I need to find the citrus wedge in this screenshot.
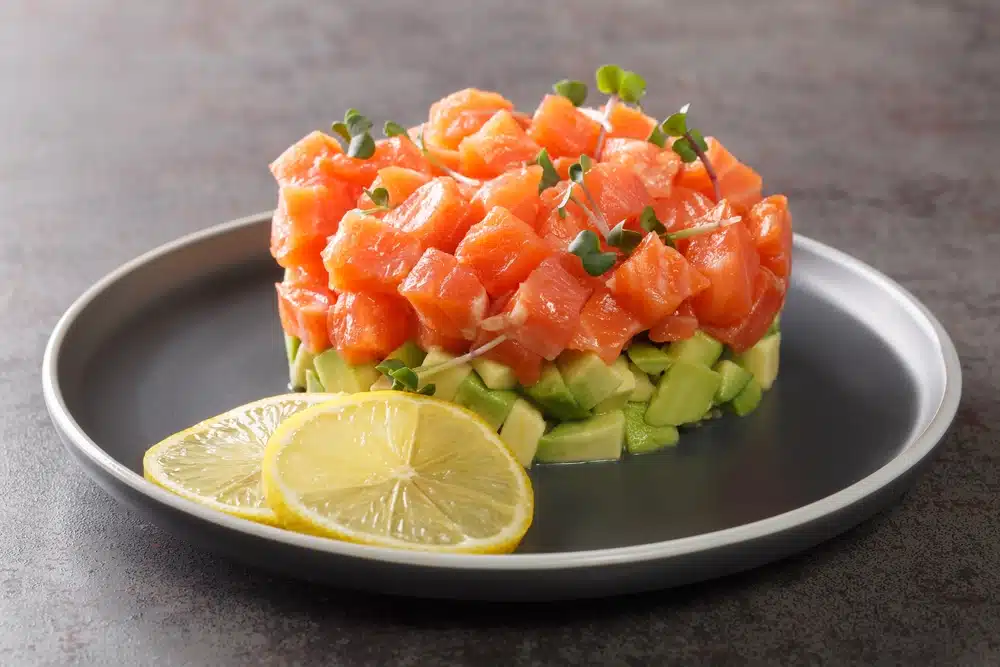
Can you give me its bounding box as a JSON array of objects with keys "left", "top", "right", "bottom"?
[
  {"left": 262, "top": 391, "right": 534, "bottom": 553},
  {"left": 143, "top": 393, "right": 342, "bottom": 526}
]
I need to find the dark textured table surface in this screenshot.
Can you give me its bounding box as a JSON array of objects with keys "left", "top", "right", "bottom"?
[{"left": 2, "top": 1, "right": 998, "bottom": 665}]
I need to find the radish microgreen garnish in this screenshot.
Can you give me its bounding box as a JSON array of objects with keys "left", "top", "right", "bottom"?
[
  {"left": 658, "top": 104, "right": 720, "bottom": 201},
  {"left": 607, "top": 222, "right": 643, "bottom": 254},
  {"left": 383, "top": 121, "right": 409, "bottom": 138},
  {"left": 359, "top": 187, "right": 393, "bottom": 214},
  {"left": 553, "top": 79, "right": 588, "bottom": 107},
  {"left": 376, "top": 358, "right": 436, "bottom": 396},
  {"left": 593, "top": 64, "right": 646, "bottom": 159},
  {"left": 331, "top": 109, "right": 376, "bottom": 159},
  {"left": 414, "top": 129, "right": 482, "bottom": 187},
  {"left": 533, "top": 149, "right": 561, "bottom": 193},
  {"left": 418, "top": 335, "right": 510, "bottom": 378},
  {"left": 569, "top": 230, "right": 617, "bottom": 277},
  {"left": 559, "top": 156, "right": 610, "bottom": 236}
]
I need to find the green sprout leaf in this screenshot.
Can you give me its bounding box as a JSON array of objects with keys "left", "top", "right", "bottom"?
[
  {"left": 618, "top": 71, "right": 647, "bottom": 105},
  {"left": 365, "top": 187, "right": 390, "bottom": 208},
  {"left": 579, "top": 154, "right": 593, "bottom": 173},
  {"left": 417, "top": 384, "right": 436, "bottom": 396},
  {"left": 672, "top": 137, "right": 698, "bottom": 163},
  {"left": 661, "top": 106, "right": 689, "bottom": 137},
  {"left": 376, "top": 358, "right": 406, "bottom": 375},
  {"left": 647, "top": 125, "right": 667, "bottom": 148},
  {"left": 607, "top": 221, "right": 643, "bottom": 254},
  {"left": 383, "top": 121, "right": 409, "bottom": 138},
  {"left": 596, "top": 64, "right": 623, "bottom": 96},
  {"left": 569, "top": 229, "right": 601, "bottom": 256},
  {"left": 581, "top": 251, "right": 618, "bottom": 276},
  {"left": 568, "top": 230, "right": 616, "bottom": 276},
  {"left": 391, "top": 366, "right": 419, "bottom": 391},
  {"left": 688, "top": 128, "right": 708, "bottom": 152},
  {"left": 639, "top": 205, "right": 666, "bottom": 234},
  {"left": 534, "top": 149, "right": 561, "bottom": 193},
  {"left": 345, "top": 110, "right": 373, "bottom": 137},
  {"left": 553, "top": 79, "right": 588, "bottom": 107},
  {"left": 348, "top": 133, "right": 376, "bottom": 159},
  {"left": 330, "top": 121, "right": 351, "bottom": 143}
]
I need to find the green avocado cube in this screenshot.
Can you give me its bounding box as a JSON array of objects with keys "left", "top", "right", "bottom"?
[
  {"left": 290, "top": 346, "right": 316, "bottom": 391},
  {"left": 626, "top": 341, "right": 672, "bottom": 375},
  {"left": 735, "top": 333, "right": 781, "bottom": 390},
  {"left": 313, "top": 348, "right": 379, "bottom": 394},
  {"left": 713, "top": 359, "right": 753, "bottom": 404},
  {"left": 454, "top": 372, "right": 518, "bottom": 431},
  {"left": 645, "top": 359, "right": 722, "bottom": 426},
  {"left": 305, "top": 369, "right": 325, "bottom": 393},
  {"left": 384, "top": 340, "right": 426, "bottom": 369},
  {"left": 471, "top": 357, "right": 518, "bottom": 390},
  {"left": 730, "top": 376, "right": 763, "bottom": 416},
  {"left": 556, "top": 350, "right": 625, "bottom": 411},
  {"left": 522, "top": 363, "right": 591, "bottom": 421},
  {"left": 624, "top": 403, "right": 679, "bottom": 455},
  {"left": 500, "top": 399, "right": 546, "bottom": 467},
  {"left": 535, "top": 411, "right": 625, "bottom": 463},
  {"left": 416, "top": 348, "right": 473, "bottom": 401},
  {"left": 627, "top": 362, "right": 656, "bottom": 403},
  {"left": 664, "top": 330, "right": 724, "bottom": 367}
]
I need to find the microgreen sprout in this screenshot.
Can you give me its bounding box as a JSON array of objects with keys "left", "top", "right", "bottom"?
[
  {"left": 553, "top": 79, "right": 588, "bottom": 107},
  {"left": 359, "top": 187, "right": 392, "bottom": 214},
  {"left": 606, "top": 221, "right": 643, "bottom": 254},
  {"left": 414, "top": 129, "right": 482, "bottom": 187},
  {"left": 416, "top": 335, "right": 510, "bottom": 378},
  {"left": 376, "top": 358, "right": 436, "bottom": 396},
  {"left": 383, "top": 121, "right": 409, "bottom": 138},
  {"left": 657, "top": 104, "right": 720, "bottom": 201},
  {"left": 331, "top": 109, "right": 376, "bottom": 159},
  {"left": 593, "top": 64, "right": 647, "bottom": 159},
  {"left": 533, "top": 149, "right": 561, "bottom": 193},
  {"left": 558, "top": 156, "right": 609, "bottom": 236},
  {"left": 569, "top": 229, "right": 618, "bottom": 276}
]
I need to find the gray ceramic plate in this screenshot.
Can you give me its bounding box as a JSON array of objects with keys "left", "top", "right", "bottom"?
[{"left": 42, "top": 212, "right": 961, "bottom": 601}]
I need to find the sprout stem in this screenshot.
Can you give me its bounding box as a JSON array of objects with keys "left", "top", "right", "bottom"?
[
  {"left": 417, "top": 335, "right": 509, "bottom": 379},
  {"left": 686, "top": 131, "right": 721, "bottom": 201},
  {"left": 594, "top": 96, "right": 617, "bottom": 160}
]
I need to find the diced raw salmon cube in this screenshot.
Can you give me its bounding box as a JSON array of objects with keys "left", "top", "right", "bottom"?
[
  {"left": 328, "top": 291, "right": 415, "bottom": 364},
  {"left": 455, "top": 206, "right": 552, "bottom": 297},
  {"left": 398, "top": 248, "right": 489, "bottom": 340},
  {"left": 321, "top": 210, "right": 423, "bottom": 294}
]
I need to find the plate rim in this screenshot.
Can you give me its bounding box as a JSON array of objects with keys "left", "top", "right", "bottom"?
[{"left": 41, "top": 211, "right": 962, "bottom": 572}]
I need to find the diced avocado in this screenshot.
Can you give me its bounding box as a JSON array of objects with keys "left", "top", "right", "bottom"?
[
  {"left": 627, "top": 362, "right": 656, "bottom": 403},
  {"left": 713, "top": 359, "right": 753, "bottom": 404},
  {"left": 416, "top": 348, "right": 472, "bottom": 401},
  {"left": 645, "top": 359, "right": 722, "bottom": 426},
  {"left": 522, "top": 363, "right": 591, "bottom": 421},
  {"left": 290, "top": 346, "right": 316, "bottom": 391},
  {"left": 664, "top": 330, "right": 724, "bottom": 367},
  {"left": 470, "top": 357, "right": 517, "bottom": 391},
  {"left": 626, "top": 341, "right": 672, "bottom": 375},
  {"left": 385, "top": 340, "right": 426, "bottom": 369},
  {"left": 730, "top": 376, "right": 763, "bottom": 416},
  {"left": 623, "top": 403, "right": 679, "bottom": 455},
  {"left": 767, "top": 311, "right": 782, "bottom": 335},
  {"left": 305, "top": 369, "right": 325, "bottom": 393},
  {"left": 735, "top": 333, "right": 781, "bottom": 390},
  {"left": 557, "top": 350, "right": 625, "bottom": 411},
  {"left": 284, "top": 333, "right": 301, "bottom": 366},
  {"left": 454, "top": 372, "right": 518, "bottom": 431},
  {"left": 535, "top": 411, "right": 625, "bottom": 463},
  {"left": 592, "top": 356, "right": 635, "bottom": 414},
  {"left": 314, "top": 349, "right": 379, "bottom": 393},
  {"left": 500, "top": 399, "right": 546, "bottom": 467}
]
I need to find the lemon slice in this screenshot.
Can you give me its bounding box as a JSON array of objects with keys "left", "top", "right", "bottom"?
[
  {"left": 143, "top": 393, "right": 342, "bottom": 525},
  {"left": 262, "top": 391, "right": 534, "bottom": 554}
]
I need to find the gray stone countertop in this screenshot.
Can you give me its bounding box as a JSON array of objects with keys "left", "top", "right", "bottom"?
[{"left": 1, "top": 1, "right": 998, "bottom": 664}]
